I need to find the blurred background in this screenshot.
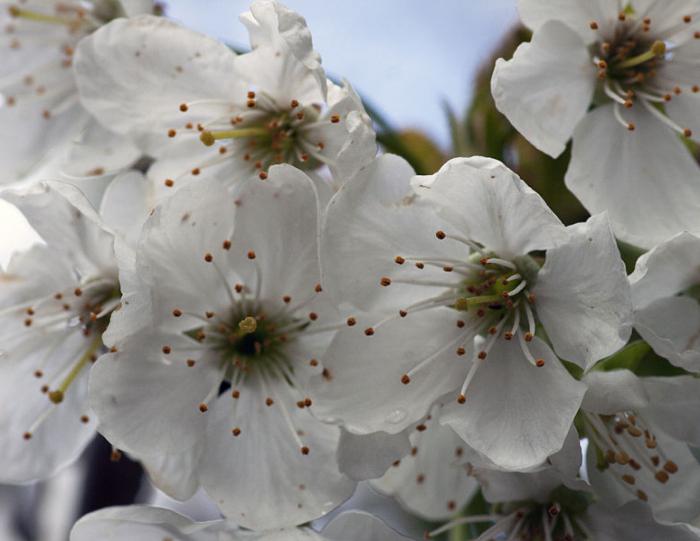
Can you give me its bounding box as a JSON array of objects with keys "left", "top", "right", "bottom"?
[{"left": 3, "top": 2, "right": 594, "bottom": 540}]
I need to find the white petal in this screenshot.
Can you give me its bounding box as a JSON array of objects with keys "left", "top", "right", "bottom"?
[
  {"left": 2, "top": 182, "right": 116, "bottom": 279},
  {"left": 371, "top": 408, "right": 479, "bottom": 520},
  {"left": 321, "top": 154, "right": 458, "bottom": 312},
  {"left": 70, "top": 505, "right": 226, "bottom": 541},
  {"left": 88, "top": 332, "right": 221, "bottom": 457},
  {"left": 665, "top": 94, "right": 700, "bottom": 144},
  {"left": 310, "top": 307, "right": 472, "bottom": 434},
  {"left": 534, "top": 213, "right": 633, "bottom": 370},
  {"left": 416, "top": 157, "right": 567, "bottom": 259},
  {"left": 491, "top": 20, "right": 596, "bottom": 157},
  {"left": 0, "top": 98, "right": 86, "bottom": 182},
  {"left": 629, "top": 232, "right": 700, "bottom": 309},
  {"left": 99, "top": 171, "right": 154, "bottom": 247},
  {"left": 587, "top": 500, "right": 700, "bottom": 541},
  {"left": 635, "top": 296, "right": 700, "bottom": 371},
  {"left": 581, "top": 369, "right": 649, "bottom": 414},
  {"left": 61, "top": 119, "right": 140, "bottom": 179},
  {"left": 139, "top": 443, "right": 204, "bottom": 501},
  {"left": 238, "top": 0, "right": 326, "bottom": 104},
  {"left": 516, "top": 0, "right": 617, "bottom": 41},
  {"left": 131, "top": 176, "right": 238, "bottom": 325},
  {"left": 199, "top": 378, "right": 354, "bottom": 530},
  {"left": 336, "top": 428, "right": 411, "bottom": 481},
  {"left": 565, "top": 104, "right": 700, "bottom": 248},
  {"left": 474, "top": 427, "right": 584, "bottom": 503},
  {"left": 586, "top": 426, "right": 700, "bottom": 523},
  {"left": 322, "top": 511, "right": 414, "bottom": 541},
  {"left": 440, "top": 336, "right": 586, "bottom": 471},
  {"left": 0, "top": 328, "right": 95, "bottom": 483},
  {"left": 75, "top": 16, "right": 241, "bottom": 138},
  {"left": 641, "top": 376, "right": 700, "bottom": 447},
  {"left": 227, "top": 164, "right": 321, "bottom": 302}
]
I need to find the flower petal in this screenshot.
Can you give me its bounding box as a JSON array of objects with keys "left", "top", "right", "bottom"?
[
  {"left": 565, "top": 104, "right": 700, "bottom": 248},
  {"left": 199, "top": 378, "right": 354, "bottom": 530},
  {"left": 310, "top": 307, "right": 471, "bottom": 435},
  {"left": 491, "top": 20, "right": 596, "bottom": 157},
  {"left": 88, "top": 332, "right": 221, "bottom": 456},
  {"left": 516, "top": 0, "right": 617, "bottom": 41},
  {"left": 415, "top": 157, "right": 567, "bottom": 259},
  {"left": 371, "top": 407, "right": 479, "bottom": 520},
  {"left": 440, "top": 336, "right": 586, "bottom": 471},
  {"left": 635, "top": 296, "right": 700, "bottom": 371},
  {"left": 321, "top": 154, "right": 458, "bottom": 312},
  {"left": 336, "top": 428, "right": 411, "bottom": 481},
  {"left": 629, "top": 232, "right": 700, "bottom": 309},
  {"left": 322, "top": 511, "right": 414, "bottom": 541},
  {"left": 75, "top": 16, "right": 241, "bottom": 138},
  {"left": 587, "top": 500, "right": 700, "bottom": 541},
  {"left": 534, "top": 213, "right": 633, "bottom": 370}
]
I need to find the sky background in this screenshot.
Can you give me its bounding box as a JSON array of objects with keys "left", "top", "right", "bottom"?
[{"left": 0, "top": 0, "right": 518, "bottom": 265}]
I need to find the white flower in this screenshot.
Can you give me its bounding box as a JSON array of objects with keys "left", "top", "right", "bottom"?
[
  {"left": 581, "top": 369, "right": 700, "bottom": 523},
  {"left": 70, "top": 506, "right": 412, "bottom": 541},
  {"left": 0, "top": 0, "right": 149, "bottom": 181},
  {"left": 629, "top": 232, "right": 700, "bottom": 371},
  {"left": 491, "top": 0, "right": 700, "bottom": 248},
  {"left": 370, "top": 404, "right": 479, "bottom": 521},
  {"left": 311, "top": 155, "right": 632, "bottom": 471},
  {"left": 89, "top": 168, "right": 357, "bottom": 529},
  {"left": 435, "top": 458, "right": 700, "bottom": 541},
  {"left": 0, "top": 172, "right": 149, "bottom": 483},
  {"left": 73, "top": 0, "right": 376, "bottom": 199}
]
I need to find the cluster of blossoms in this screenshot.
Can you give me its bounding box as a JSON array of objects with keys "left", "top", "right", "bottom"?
[{"left": 1, "top": 0, "right": 700, "bottom": 539}]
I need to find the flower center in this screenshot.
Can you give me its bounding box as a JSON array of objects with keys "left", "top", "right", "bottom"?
[
  {"left": 381, "top": 230, "right": 546, "bottom": 404},
  {"left": 589, "top": 9, "right": 699, "bottom": 136},
  {"left": 167, "top": 91, "right": 335, "bottom": 187},
  {"left": 427, "top": 489, "right": 591, "bottom": 541},
  {"left": 197, "top": 304, "right": 304, "bottom": 383},
  {"left": 583, "top": 410, "right": 679, "bottom": 503}
]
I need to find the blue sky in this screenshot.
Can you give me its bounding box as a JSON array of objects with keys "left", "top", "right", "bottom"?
[{"left": 167, "top": 0, "right": 518, "bottom": 147}]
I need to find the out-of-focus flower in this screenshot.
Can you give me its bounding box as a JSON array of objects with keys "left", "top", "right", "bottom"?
[
  {"left": 0, "top": 0, "right": 151, "bottom": 182},
  {"left": 89, "top": 169, "right": 358, "bottom": 529},
  {"left": 492, "top": 0, "right": 700, "bottom": 247},
  {"left": 629, "top": 232, "right": 700, "bottom": 371},
  {"left": 582, "top": 369, "right": 700, "bottom": 523},
  {"left": 74, "top": 0, "right": 376, "bottom": 200},
  {"left": 69, "top": 506, "right": 413, "bottom": 541},
  {"left": 0, "top": 172, "right": 150, "bottom": 483},
  {"left": 311, "top": 155, "right": 632, "bottom": 471}
]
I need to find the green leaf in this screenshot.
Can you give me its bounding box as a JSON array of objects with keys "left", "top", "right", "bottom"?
[{"left": 593, "top": 340, "right": 650, "bottom": 372}]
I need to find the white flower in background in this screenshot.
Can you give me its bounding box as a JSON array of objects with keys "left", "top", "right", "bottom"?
[
  {"left": 0, "top": 172, "right": 149, "bottom": 483},
  {"left": 89, "top": 168, "right": 358, "bottom": 529},
  {"left": 311, "top": 155, "right": 632, "bottom": 471},
  {"left": 70, "top": 506, "right": 413, "bottom": 541},
  {"left": 370, "top": 404, "right": 479, "bottom": 521},
  {"left": 73, "top": 0, "right": 376, "bottom": 200},
  {"left": 582, "top": 369, "right": 700, "bottom": 523},
  {"left": 629, "top": 232, "right": 700, "bottom": 371},
  {"left": 491, "top": 0, "right": 700, "bottom": 248},
  {"left": 0, "top": 0, "right": 153, "bottom": 182},
  {"left": 433, "top": 453, "right": 700, "bottom": 541}
]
